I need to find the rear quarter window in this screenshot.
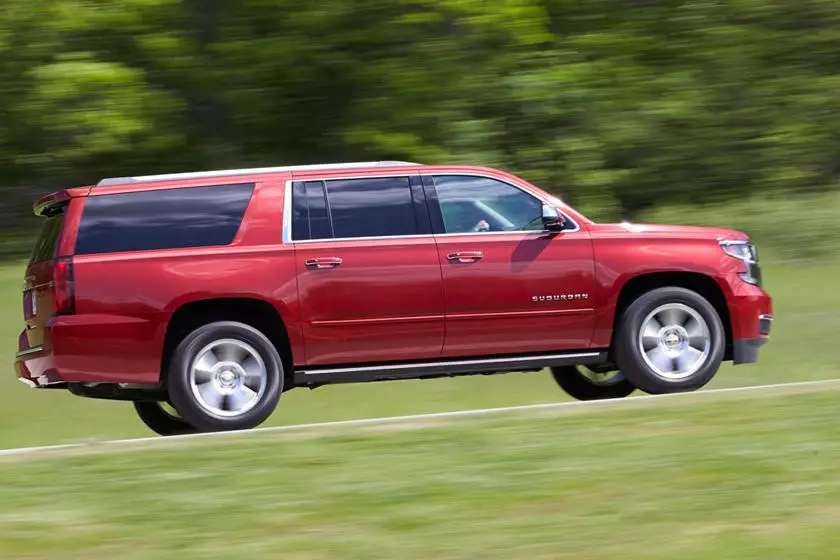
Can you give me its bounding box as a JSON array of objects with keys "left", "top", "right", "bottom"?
[
  {"left": 75, "top": 183, "right": 254, "bottom": 255},
  {"left": 29, "top": 213, "right": 65, "bottom": 264}
]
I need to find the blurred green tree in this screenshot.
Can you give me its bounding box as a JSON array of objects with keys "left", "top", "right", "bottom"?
[{"left": 2, "top": 0, "right": 840, "bottom": 256}]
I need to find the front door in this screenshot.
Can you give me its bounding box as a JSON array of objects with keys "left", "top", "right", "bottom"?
[
  {"left": 424, "top": 174, "right": 595, "bottom": 358},
  {"left": 291, "top": 175, "right": 445, "bottom": 366}
]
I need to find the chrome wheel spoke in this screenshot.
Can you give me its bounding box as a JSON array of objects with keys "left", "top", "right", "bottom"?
[
  {"left": 226, "top": 386, "right": 257, "bottom": 412},
  {"left": 579, "top": 366, "right": 624, "bottom": 387},
  {"left": 638, "top": 303, "right": 711, "bottom": 380},
  {"left": 685, "top": 318, "right": 708, "bottom": 350},
  {"left": 193, "top": 353, "right": 217, "bottom": 384},
  {"left": 688, "top": 335, "right": 708, "bottom": 350},
  {"left": 189, "top": 338, "right": 267, "bottom": 418},
  {"left": 658, "top": 306, "right": 687, "bottom": 328},
  {"left": 197, "top": 382, "right": 224, "bottom": 411},
  {"left": 645, "top": 346, "right": 674, "bottom": 373},
  {"left": 641, "top": 320, "right": 661, "bottom": 350},
  {"left": 241, "top": 357, "right": 266, "bottom": 390},
  {"left": 675, "top": 347, "right": 704, "bottom": 373},
  {"left": 216, "top": 342, "right": 246, "bottom": 364}
]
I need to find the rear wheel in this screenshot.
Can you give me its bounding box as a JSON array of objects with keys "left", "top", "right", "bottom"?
[
  {"left": 167, "top": 321, "right": 284, "bottom": 432},
  {"left": 616, "top": 287, "right": 725, "bottom": 394},
  {"left": 550, "top": 365, "right": 636, "bottom": 401},
  {"left": 133, "top": 401, "right": 196, "bottom": 436}
]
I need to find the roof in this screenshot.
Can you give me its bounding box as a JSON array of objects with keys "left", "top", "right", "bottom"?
[{"left": 95, "top": 161, "right": 421, "bottom": 187}]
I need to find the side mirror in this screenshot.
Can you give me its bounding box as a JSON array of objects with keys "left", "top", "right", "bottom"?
[{"left": 541, "top": 204, "right": 566, "bottom": 231}]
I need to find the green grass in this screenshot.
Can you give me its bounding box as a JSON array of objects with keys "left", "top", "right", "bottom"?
[
  {"left": 0, "top": 383, "right": 839, "bottom": 559},
  {"left": 1, "top": 254, "right": 839, "bottom": 449}
]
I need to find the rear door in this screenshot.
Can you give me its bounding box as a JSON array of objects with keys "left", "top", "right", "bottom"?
[
  {"left": 291, "top": 174, "right": 445, "bottom": 366},
  {"left": 424, "top": 174, "right": 596, "bottom": 358}
]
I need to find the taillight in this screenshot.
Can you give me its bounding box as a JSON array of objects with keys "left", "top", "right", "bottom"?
[
  {"left": 23, "top": 287, "right": 34, "bottom": 319},
  {"left": 53, "top": 256, "right": 75, "bottom": 315}
]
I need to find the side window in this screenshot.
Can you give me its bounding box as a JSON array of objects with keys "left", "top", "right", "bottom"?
[
  {"left": 433, "top": 175, "right": 543, "bottom": 234},
  {"left": 292, "top": 181, "right": 332, "bottom": 241},
  {"left": 325, "top": 177, "right": 418, "bottom": 239},
  {"left": 75, "top": 183, "right": 254, "bottom": 255}
]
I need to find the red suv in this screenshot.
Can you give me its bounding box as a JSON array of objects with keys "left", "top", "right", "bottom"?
[{"left": 15, "top": 161, "right": 773, "bottom": 435}]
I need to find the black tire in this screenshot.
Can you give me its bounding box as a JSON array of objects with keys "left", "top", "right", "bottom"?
[
  {"left": 167, "top": 321, "right": 284, "bottom": 432},
  {"left": 550, "top": 366, "right": 636, "bottom": 401},
  {"left": 615, "top": 287, "right": 725, "bottom": 394},
  {"left": 133, "top": 401, "right": 197, "bottom": 436}
]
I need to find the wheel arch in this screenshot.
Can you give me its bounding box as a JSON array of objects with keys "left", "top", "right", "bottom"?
[
  {"left": 611, "top": 272, "right": 733, "bottom": 360},
  {"left": 161, "top": 297, "right": 295, "bottom": 387}
]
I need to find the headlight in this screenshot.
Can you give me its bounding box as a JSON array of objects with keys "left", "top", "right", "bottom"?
[
  {"left": 720, "top": 240, "right": 756, "bottom": 262},
  {"left": 720, "top": 240, "right": 761, "bottom": 286}
]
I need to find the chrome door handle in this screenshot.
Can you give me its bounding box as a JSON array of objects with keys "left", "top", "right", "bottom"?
[
  {"left": 304, "top": 257, "right": 343, "bottom": 269},
  {"left": 447, "top": 251, "right": 484, "bottom": 263}
]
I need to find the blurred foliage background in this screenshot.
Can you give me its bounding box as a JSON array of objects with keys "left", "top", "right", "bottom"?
[{"left": 1, "top": 0, "right": 839, "bottom": 258}]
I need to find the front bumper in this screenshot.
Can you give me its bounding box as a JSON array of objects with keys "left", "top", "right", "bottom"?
[
  {"left": 732, "top": 314, "right": 773, "bottom": 365},
  {"left": 722, "top": 271, "right": 772, "bottom": 365},
  {"left": 733, "top": 336, "right": 769, "bottom": 365}
]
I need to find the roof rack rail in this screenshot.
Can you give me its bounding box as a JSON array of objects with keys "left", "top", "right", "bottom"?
[{"left": 95, "top": 161, "right": 422, "bottom": 187}]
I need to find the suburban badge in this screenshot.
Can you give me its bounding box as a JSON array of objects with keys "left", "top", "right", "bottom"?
[{"left": 532, "top": 293, "right": 589, "bottom": 302}]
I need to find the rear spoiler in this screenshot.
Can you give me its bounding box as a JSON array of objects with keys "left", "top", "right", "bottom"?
[{"left": 33, "top": 187, "right": 90, "bottom": 217}]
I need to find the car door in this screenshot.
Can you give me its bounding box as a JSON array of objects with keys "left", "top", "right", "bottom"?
[
  {"left": 423, "top": 174, "right": 595, "bottom": 358},
  {"left": 291, "top": 174, "right": 445, "bottom": 366}
]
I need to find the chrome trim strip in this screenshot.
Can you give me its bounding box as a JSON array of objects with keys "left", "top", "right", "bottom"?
[
  {"left": 98, "top": 161, "right": 420, "bottom": 187},
  {"left": 283, "top": 171, "right": 581, "bottom": 244},
  {"left": 15, "top": 345, "right": 44, "bottom": 359},
  {"left": 446, "top": 308, "right": 594, "bottom": 320},
  {"left": 311, "top": 314, "right": 443, "bottom": 327},
  {"left": 293, "top": 231, "right": 565, "bottom": 245},
  {"left": 299, "top": 351, "right": 602, "bottom": 376},
  {"left": 282, "top": 180, "right": 294, "bottom": 245},
  {"left": 433, "top": 229, "right": 574, "bottom": 239}
]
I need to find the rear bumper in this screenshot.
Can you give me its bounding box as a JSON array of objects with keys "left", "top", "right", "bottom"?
[
  {"left": 14, "top": 349, "right": 67, "bottom": 387},
  {"left": 14, "top": 313, "right": 163, "bottom": 387},
  {"left": 15, "top": 336, "right": 72, "bottom": 387}
]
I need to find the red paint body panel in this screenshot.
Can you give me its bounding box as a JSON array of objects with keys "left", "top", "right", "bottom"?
[
  {"left": 724, "top": 273, "right": 773, "bottom": 341},
  {"left": 434, "top": 230, "right": 595, "bottom": 356},
  {"left": 17, "top": 178, "right": 305, "bottom": 385},
  {"left": 14, "top": 163, "right": 773, "bottom": 388},
  {"left": 588, "top": 222, "right": 768, "bottom": 347},
  {"left": 294, "top": 237, "right": 445, "bottom": 365}
]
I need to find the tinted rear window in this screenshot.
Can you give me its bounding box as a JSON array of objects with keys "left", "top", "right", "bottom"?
[
  {"left": 29, "top": 213, "right": 65, "bottom": 264},
  {"left": 326, "top": 177, "right": 417, "bottom": 238},
  {"left": 75, "top": 184, "right": 254, "bottom": 255}
]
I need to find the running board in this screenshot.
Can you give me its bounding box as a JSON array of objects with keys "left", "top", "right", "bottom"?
[{"left": 293, "top": 350, "right": 608, "bottom": 386}]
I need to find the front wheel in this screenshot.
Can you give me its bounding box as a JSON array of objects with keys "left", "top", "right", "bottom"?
[
  {"left": 550, "top": 365, "right": 636, "bottom": 401},
  {"left": 133, "top": 401, "right": 197, "bottom": 436},
  {"left": 167, "top": 321, "right": 284, "bottom": 432},
  {"left": 616, "top": 287, "right": 725, "bottom": 394}
]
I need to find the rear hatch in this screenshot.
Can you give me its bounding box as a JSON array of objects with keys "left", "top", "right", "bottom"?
[{"left": 21, "top": 195, "right": 76, "bottom": 353}]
